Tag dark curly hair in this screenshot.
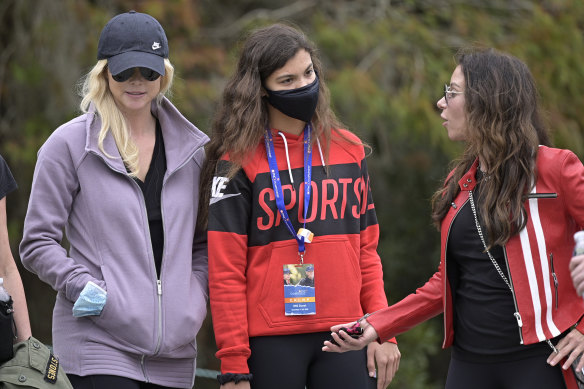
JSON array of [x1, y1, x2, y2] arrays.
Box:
[[198, 22, 345, 228], [431, 47, 551, 248]]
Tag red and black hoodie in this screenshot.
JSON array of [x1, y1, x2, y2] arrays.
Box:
[[208, 128, 394, 374]]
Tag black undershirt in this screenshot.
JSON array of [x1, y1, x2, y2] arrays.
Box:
[[447, 174, 555, 362], [131, 120, 166, 278]]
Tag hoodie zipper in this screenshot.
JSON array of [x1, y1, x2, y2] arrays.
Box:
[[88, 151, 162, 382], [140, 355, 148, 382], [89, 145, 204, 379], [129, 157, 189, 378], [148, 147, 203, 358]]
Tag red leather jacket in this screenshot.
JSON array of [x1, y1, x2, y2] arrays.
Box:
[[369, 146, 584, 349]]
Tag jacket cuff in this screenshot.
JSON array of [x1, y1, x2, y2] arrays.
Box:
[[368, 310, 393, 344], [217, 373, 253, 385], [220, 355, 250, 375]]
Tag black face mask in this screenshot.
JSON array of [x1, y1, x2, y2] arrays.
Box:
[[265, 76, 320, 123]]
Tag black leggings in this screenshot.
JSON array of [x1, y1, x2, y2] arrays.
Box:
[[68, 374, 172, 389], [445, 354, 566, 389], [248, 332, 376, 389]]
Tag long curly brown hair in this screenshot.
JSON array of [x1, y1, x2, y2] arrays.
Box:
[[198, 23, 344, 228], [431, 48, 551, 248]]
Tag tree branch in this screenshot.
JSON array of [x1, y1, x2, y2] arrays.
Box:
[[202, 0, 317, 38]]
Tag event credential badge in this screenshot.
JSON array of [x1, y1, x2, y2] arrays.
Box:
[[284, 264, 316, 315]]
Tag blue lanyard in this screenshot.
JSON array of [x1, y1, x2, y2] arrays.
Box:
[[264, 124, 312, 255]]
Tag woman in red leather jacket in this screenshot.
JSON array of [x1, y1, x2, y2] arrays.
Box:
[[324, 48, 584, 389]]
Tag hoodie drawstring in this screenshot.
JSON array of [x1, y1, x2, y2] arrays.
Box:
[[316, 137, 325, 170], [277, 131, 295, 185], [277, 131, 326, 186]]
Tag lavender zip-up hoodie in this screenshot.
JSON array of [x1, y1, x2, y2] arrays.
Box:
[[20, 97, 209, 388]]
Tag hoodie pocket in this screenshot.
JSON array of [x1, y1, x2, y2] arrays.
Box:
[[256, 238, 362, 326], [158, 273, 208, 356], [88, 265, 157, 352]]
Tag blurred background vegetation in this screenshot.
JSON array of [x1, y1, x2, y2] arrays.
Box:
[[1, 0, 584, 388]]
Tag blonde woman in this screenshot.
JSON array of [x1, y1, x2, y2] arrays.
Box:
[[20, 11, 209, 389]]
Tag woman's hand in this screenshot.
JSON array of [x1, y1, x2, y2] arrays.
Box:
[[570, 255, 584, 296], [322, 318, 379, 352], [547, 328, 584, 371], [367, 341, 401, 389], [221, 381, 251, 389]]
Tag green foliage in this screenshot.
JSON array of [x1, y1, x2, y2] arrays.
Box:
[[390, 319, 445, 389], [2, 1, 584, 388]]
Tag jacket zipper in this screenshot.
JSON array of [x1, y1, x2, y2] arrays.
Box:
[[149, 150, 200, 357], [545, 253, 560, 354], [152, 183, 166, 357], [149, 148, 199, 355], [140, 355, 148, 382], [503, 248, 524, 344], [89, 151, 163, 382], [549, 253, 559, 310], [89, 146, 204, 379], [447, 197, 524, 344], [122, 177, 160, 383], [444, 199, 468, 344], [526, 193, 558, 199]]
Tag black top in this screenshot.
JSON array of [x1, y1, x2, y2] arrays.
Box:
[[447, 175, 553, 362], [132, 120, 166, 277], [0, 155, 17, 200]]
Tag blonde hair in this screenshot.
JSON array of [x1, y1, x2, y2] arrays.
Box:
[[80, 58, 174, 176]]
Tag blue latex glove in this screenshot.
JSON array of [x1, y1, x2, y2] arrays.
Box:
[[72, 281, 107, 317]]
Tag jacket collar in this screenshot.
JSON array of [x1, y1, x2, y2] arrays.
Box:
[[457, 158, 480, 191], [85, 96, 208, 174]]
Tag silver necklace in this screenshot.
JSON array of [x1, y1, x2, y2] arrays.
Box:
[[468, 190, 511, 289], [477, 164, 492, 181]]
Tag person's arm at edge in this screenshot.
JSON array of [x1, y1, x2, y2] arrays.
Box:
[[0, 197, 31, 342]]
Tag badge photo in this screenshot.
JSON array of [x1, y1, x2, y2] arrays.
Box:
[[284, 264, 316, 316]]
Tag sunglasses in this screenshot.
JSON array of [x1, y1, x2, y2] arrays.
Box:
[[111, 67, 161, 82]]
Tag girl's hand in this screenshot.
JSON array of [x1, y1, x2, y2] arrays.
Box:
[[322, 318, 379, 353], [367, 341, 401, 389]]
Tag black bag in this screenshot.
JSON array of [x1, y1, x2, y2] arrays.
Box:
[[0, 298, 15, 362]]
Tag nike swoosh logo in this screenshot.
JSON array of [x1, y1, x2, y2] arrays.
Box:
[[210, 193, 241, 205]]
